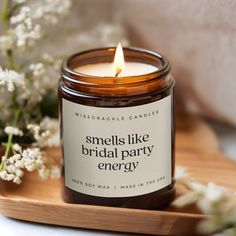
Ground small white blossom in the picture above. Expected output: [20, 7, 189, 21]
[38, 165, 50, 179]
[27, 117, 59, 147]
[40, 117, 59, 134]
[174, 167, 236, 235]
[0, 154, 24, 184]
[13, 176, 22, 184]
[172, 191, 201, 208]
[173, 181, 226, 209]
[50, 166, 60, 179]
[10, 7, 30, 24]
[21, 148, 43, 171]
[205, 182, 227, 202]
[32, 0, 71, 24]
[46, 132, 60, 147]
[175, 165, 189, 181]
[0, 170, 15, 181]
[27, 124, 40, 134]
[8, 154, 24, 168]
[29, 63, 45, 76]
[189, 182, 207, 193]
[13, 143, 22, 153]
[10, 7, 41, 50]
[13, 22, 41, 49]
[0, 67, 25, 92]
[4, 126, 23, 136]
[197, 183, 228, 214]
[0, 146, 60, 184]
[27, 124, 48, 146]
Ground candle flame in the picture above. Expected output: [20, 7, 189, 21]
[113, 42, 125, 77]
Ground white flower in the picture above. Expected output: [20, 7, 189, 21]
[16, 59, 58, 106]
[27, 123, 48, 147]
[27, 124, 40, 134]
[174, 168, 236, 235]
[27, 117, 59, 147]
[196, 183, 228, 214]
[0, 170, 15, 181]
[175, 165, 189, 181]
[172, 181, 207, 208]
[13, 176, 22, 184]
[0, 153, 24, 184]
[173, 180, 226, 209]
[10, 7, 41, 50]
[189, 182, 207, 193]
[8, 154, 24, 168]
[0, 146, 60, 184]
[46, 132, 59, 147]
[32, 0, 71, 24]
[38, 165, 50, 179]
[0, 67, 25, 92]
[29, 63, 45, 76]
[21, 148, 43, 171]
[10, 7, 31, 24]
[4, 126, 23, 136]
[13, 22, 41, 49]
[50, 166, 60, 179]
[172, 191, 201, 208]
[204, 182, 227, 202]
[13, 143, 22, 153]
[40, 117, 58, 133]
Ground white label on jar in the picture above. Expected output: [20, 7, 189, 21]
[62, 95, 172, 198]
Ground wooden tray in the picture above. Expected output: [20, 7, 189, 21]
[0, 112, 235, 235]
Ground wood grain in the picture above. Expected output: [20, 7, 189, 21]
[175, 110, 219, 152]
[0, 113, 234, 236]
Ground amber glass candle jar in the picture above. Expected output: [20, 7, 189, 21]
[58, 46, 175, 209]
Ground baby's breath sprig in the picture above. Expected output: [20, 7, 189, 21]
[173, 166, 236, 236]
[0, 0, 71, 184]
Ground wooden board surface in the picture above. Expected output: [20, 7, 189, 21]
[0, 112, 234, 236]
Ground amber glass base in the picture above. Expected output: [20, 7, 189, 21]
[62, 183, 175, 210]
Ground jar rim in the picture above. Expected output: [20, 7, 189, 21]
[61, 47, 171, 87]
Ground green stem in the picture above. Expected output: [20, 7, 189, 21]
[6, 49, 14, 69]
[0, 108, 21, 171]
[1, 0, 15, 69]
[1, 0, 10, 32]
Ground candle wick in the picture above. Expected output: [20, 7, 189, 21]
[115, 68, 122, 77]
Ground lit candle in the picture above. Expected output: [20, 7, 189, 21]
[59, 44, 175, 209]
[75, 43, 157, 77]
